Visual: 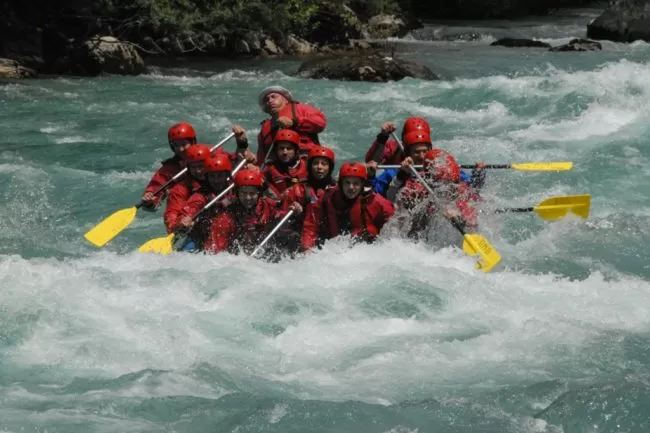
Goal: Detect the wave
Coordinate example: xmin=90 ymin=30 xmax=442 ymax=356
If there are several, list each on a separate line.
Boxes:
xmin=143 ymin=68 xmax=295 ymax=86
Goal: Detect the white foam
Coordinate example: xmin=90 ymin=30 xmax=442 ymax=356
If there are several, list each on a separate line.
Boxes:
xmin=508 ymin=103 xmax=639 ymax=142
xmin=143 ymin=68 xmax=294 ymax=86
xmin=3 ymin=233 xmax=650 ymax=404
xmin=53 ymin=136 xmax=103 ymax=144
xmin=104 ymin=170 xmax=152 ymax=183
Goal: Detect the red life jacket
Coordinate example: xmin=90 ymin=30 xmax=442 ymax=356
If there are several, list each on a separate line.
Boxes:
xmin=399 ymin=178 xmax=429 ymax=210
xmin=230 ymin=197 xmax=277 ymax=253
xmin=322 ymin=190 xmax=379 ymax=240
xmin=264 ymin=159 xmax=308 ymax=194
xmin=258 ymin=102 xmax=321 ymax=158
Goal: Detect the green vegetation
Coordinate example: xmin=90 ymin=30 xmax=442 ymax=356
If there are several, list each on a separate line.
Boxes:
xmin=88 ymin=0 xmax=403 ymax=50
xmin=1 ymin=0 xmax=595 ymax=64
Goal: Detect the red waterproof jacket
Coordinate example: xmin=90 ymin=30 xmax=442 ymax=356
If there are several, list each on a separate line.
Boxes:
xmin=257 ymin=102 xmax=327 ymax=163
xmin=205 ymin=197 xmax=283 ymax=254
xmin=398 ymin=178 xmax=481 ymax=230
xmin=163 ymin=177 xmax=202 ymax=233
xmin=301 ymin=187 xmax=395 ymax=250
xmin=281 ymin=181 xmax=335 ymax=231
xmin=263 ymin=159 xmax=309 ymax=195
xmin=143 ymin=156 xmax=184 ymax=207
xmin=364 ymin=138 xmax=404 ymax=164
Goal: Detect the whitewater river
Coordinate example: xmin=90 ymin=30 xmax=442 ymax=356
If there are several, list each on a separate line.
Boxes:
xmin=1 ymin=6 xmax=649 ymax=433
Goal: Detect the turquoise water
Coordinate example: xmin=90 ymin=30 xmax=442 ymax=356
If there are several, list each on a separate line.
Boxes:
xmin=2 ymin=7 xmax=650 ymax=433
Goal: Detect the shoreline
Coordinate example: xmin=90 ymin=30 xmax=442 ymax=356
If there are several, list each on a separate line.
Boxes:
xmin=1 ymin=2 xmax=610 ymax=80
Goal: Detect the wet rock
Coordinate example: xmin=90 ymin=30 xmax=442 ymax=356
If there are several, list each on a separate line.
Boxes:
xmin=262 ymin=38 xmax=280 ymax=55
xmin=366 ymin=14 xmax=408 ymax=39
xmin=0 ymin=58 xmax=37 ymax=78
xmin=67 ymin=36 xmax=145 ymax=76
xmin=587 ymin=0 xmax=650 ymax=43
xmin=233 ymin=39 xmax=250 ymax=54
xmin=304 ymin=4 xmax=363 ymax=45
xmin=286 ymin=34 xmax=314 ymax=55
xmin=296 ymin=53 xmax=440 ymax=82
xmin=549 ymin=38 xmax=602 ymax=51
xmin=491 ymin=38 xmax=551 ymax=48
xmin=442 ymin=32 xmax=482 ymax=41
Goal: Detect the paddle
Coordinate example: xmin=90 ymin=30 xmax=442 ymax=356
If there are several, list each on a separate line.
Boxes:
xmin=250 ymin=210 xmax=295 ymax=258
xmin=461 ymin=162 xmax=573 ymax=171
xmin=378 ymin=162 xmax=573 ymax=171
xmin=138 ymin=159 xmax=247 ymax=255
xmin=83 ymin=132 xmax=235 ymax=248
xmin=390 ymin=133 xmax=502 ymax=272
xmin=495 ymin=194 xmax=591 ymax=220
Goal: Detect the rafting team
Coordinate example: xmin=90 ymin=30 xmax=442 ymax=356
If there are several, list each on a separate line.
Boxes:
xmin=141 ymin=85 xmax=487 ymax=257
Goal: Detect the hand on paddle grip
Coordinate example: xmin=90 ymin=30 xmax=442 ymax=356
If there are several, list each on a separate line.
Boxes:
xmin=380 ymin=122 xmax=396 ymax=135
xmin=289 ymin=202 xmax=303 ymax=215
xmin=276 ymin=116 xmax=293 ymax=128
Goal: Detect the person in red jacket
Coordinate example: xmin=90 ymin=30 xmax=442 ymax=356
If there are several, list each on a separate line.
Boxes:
xmin=141 ymin=121 xmax=197 ymax=210
xmin=385 ymin=130 xmax=434 ymax=203
xmin=263 ymin=129 xmax=309 ymax=196
xmin=301 ymin=162 xmax=395 ymax=251
xmin=276 ymin=146 xmax=337 ymax=255
xmin=163 ymin=144 xmax=210 ymax=233
xmin=365 ymin=116 xmax=429 ymax=169
xmin=257 ymin=86 xmax=327 ymax=164
xmin=173 ymin=153 xmax=236 ymax=250
xmin=396 ymin=148 xmax=480 ymax=241
xmin=205 ymin=169 xmax=286 ymax=257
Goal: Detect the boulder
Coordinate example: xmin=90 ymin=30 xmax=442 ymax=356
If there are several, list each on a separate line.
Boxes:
xmin=304 ymin=4 xmax=363 ymax=45
xmin=295 ymin=53 xmax=440 ymax=82
xmin=366 ymin=14 xmax=408 ymax=39
xmin=491 ymin=38 xmax=551 ymax=48
xmin=262 ymin=38 xmax=280 ymax=55
xmin=246 ymin=34 xmax=263 ymax=55
xmin=442 ymin=32 xmax=482 ymax=41
xmin=285 ymin=34 xmax=314 ymax=55
xmin=232 ymin=38 xmax=251 ymax=55
xmin=587 ymin=0 xmax=650 ymax=42
xmin=0 ymin=58 xmax=36 ymax=78
xmin=66 ymin=36 xmax=145 ymax=76
xmin=549 ymin=38 xmax=602 ymax=51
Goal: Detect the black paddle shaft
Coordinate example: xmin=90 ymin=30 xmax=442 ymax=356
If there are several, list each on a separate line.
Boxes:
xmin=460 ymin=164 xmax=511 ymax=169
xmin=494 ymin=207 xmax=534 ymax=214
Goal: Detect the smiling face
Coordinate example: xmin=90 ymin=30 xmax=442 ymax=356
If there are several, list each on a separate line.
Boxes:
xmin=341 ymin=177 xmax=363 ymax=199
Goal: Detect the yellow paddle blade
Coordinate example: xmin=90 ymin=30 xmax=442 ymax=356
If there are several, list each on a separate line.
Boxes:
xmin=84 ymin=207 xmax=138 ymax=247
xmin=510 ymin=161 xmax=573 ymax=171
xmin=462 ymin=234 xmax=502 ymax=272
xmin=138 ymin=233 xmax=176 ymax=255
xmin=534 ymin=194 xmax=591 ymax=220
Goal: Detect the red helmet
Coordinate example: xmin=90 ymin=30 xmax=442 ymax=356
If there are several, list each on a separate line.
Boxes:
xmin=307 ymin=146 xmax=335 ymax=167
xmin=234 ymin=169 xmax=264 ymax=187
xmin=274 ymin=129 xmax=300 ymax=148
xmin=339 ymin=162 xmax=367 ymax=180
xmin=168 ymin=122 xmax=197 ymax=142
xmin=403 ymin=131 xmax=432 ymax=148
xmin=424 ymin=149 xmax=461 ymax=182
xmin=402 ymin=117 xmax=430 ymax=136
xmin=204 ymin=154 xmax=232 ymax=173
xmin=183 ymin=144 xmax=211 ymax=163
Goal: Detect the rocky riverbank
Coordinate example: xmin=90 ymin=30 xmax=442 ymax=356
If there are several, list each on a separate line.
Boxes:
xmin=4 ymin=0 xmax=646 ymax=81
